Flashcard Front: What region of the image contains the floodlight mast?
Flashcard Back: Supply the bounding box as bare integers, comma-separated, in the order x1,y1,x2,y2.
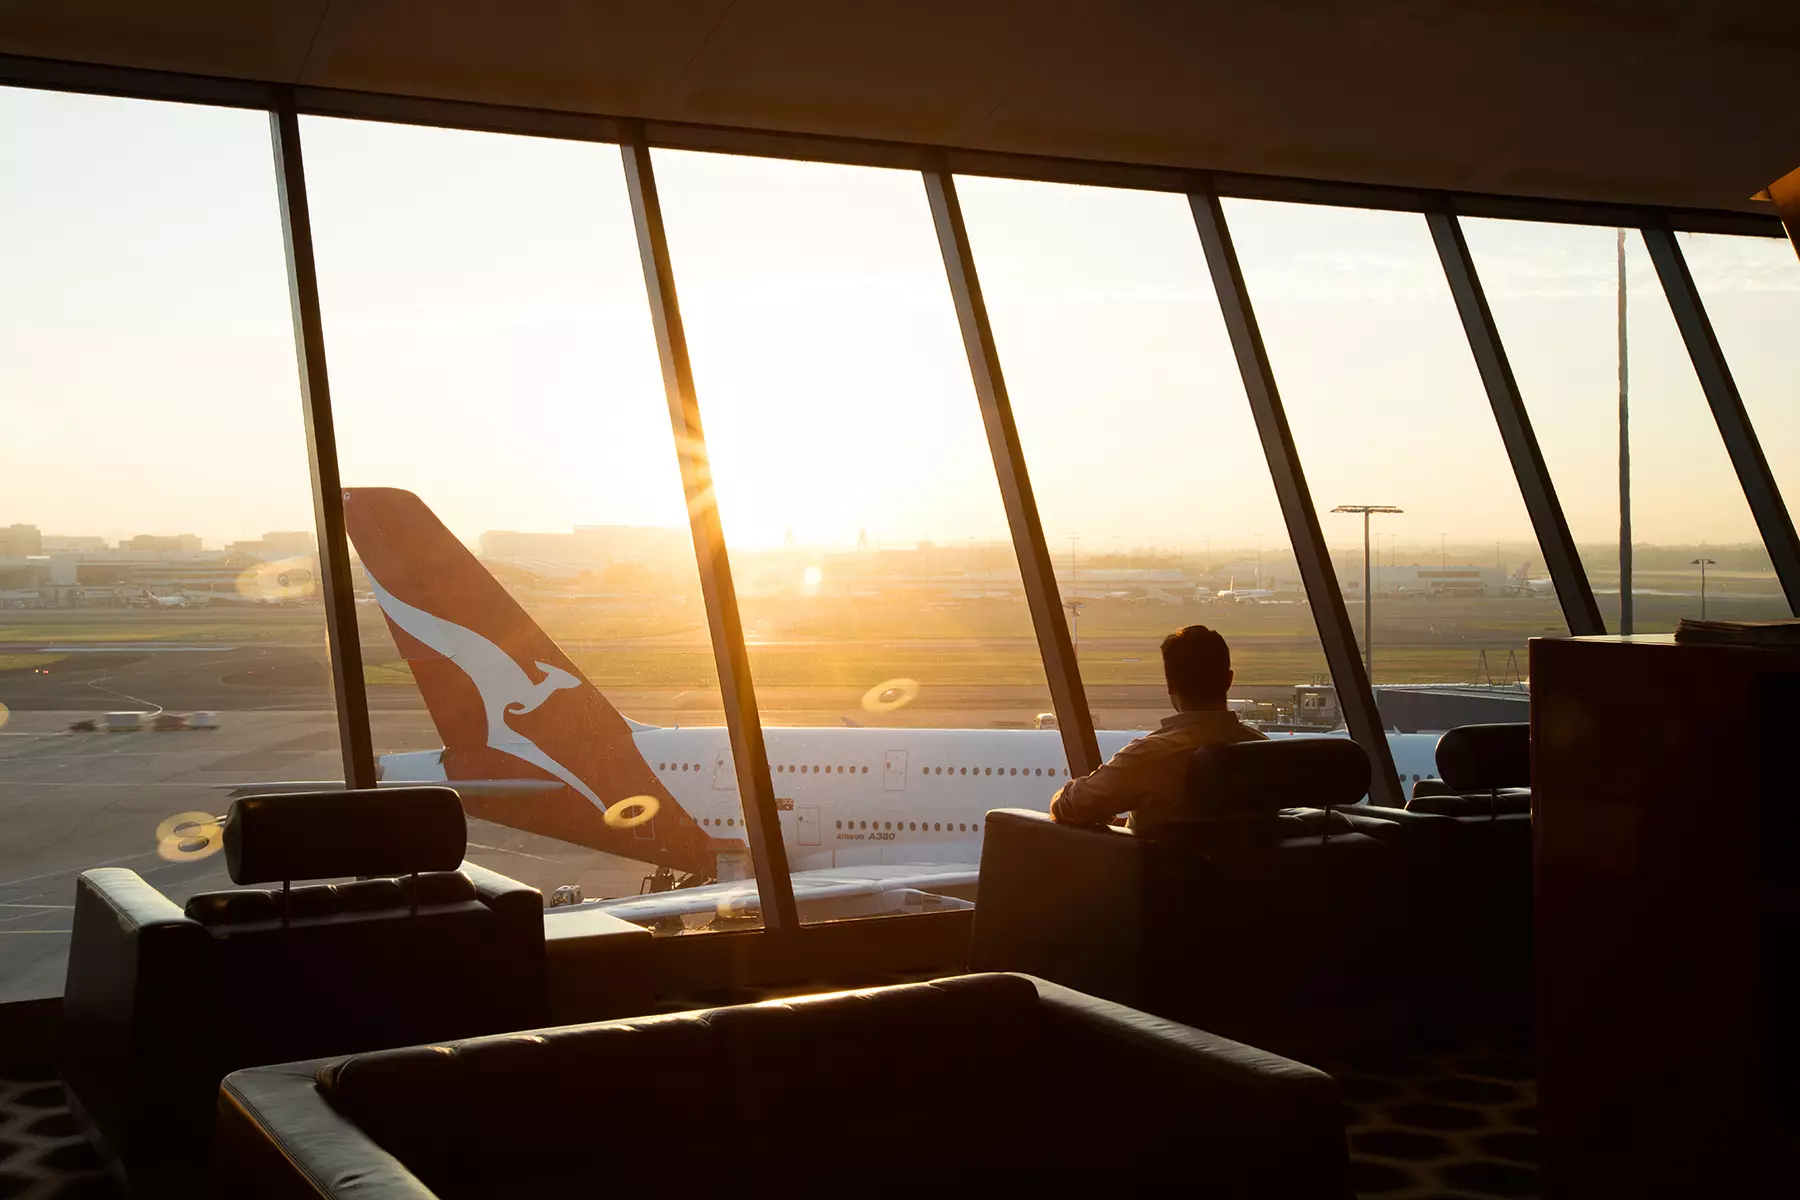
1331,505,1404,680
1691,556,1717,619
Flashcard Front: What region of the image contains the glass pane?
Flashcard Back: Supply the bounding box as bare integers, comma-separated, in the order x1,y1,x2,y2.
0,89,337,1001
302,118,754,934
1462,220,1785,629
1225,200,1554,790
956,177,1336,740
1679,231,1800,607
654,150,1052,923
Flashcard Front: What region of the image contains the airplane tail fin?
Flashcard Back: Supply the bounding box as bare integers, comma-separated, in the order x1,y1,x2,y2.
341,488,714,876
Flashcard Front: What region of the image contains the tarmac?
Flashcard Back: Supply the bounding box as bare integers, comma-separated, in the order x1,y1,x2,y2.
0,639,1153,1004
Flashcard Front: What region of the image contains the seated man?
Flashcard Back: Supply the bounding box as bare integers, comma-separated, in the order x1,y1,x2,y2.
1050,624,1265,828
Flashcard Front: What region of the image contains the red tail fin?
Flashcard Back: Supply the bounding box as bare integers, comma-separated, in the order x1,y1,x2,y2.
342,488,713,876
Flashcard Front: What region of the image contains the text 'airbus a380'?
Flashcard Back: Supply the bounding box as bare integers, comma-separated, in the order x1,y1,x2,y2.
241,488,1444,931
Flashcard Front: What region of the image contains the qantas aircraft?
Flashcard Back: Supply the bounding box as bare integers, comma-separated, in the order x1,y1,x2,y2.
272,488,1444,930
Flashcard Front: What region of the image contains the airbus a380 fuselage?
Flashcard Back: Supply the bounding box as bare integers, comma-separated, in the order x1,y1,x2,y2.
382,724,1446,872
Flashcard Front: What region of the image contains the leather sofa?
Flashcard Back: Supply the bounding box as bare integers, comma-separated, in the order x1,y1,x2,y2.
214,972,1351,1197
61,787,549,1198
970,738,1512,1058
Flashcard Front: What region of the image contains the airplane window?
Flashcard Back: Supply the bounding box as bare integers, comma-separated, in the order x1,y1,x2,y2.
908,822,916,831
1009,768,1017,776
973,824,980,833
658,762,665,770
884,822,892,830
860,821,867,830
776,764,784,772
861,766,868,773
680,763,688,771
727,818,735,826
838,766,846,773
958,823,967,832
835,821,842,829
1035,768,1042,776
934,823,941,831
960,767,967,775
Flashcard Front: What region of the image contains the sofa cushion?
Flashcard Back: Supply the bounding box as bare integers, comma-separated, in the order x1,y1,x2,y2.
316,975,1055,1193
185,872,480,927
1407,789,1531,818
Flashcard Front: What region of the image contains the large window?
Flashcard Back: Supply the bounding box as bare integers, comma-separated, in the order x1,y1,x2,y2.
1679,230,1800,586
956,178,1335,735
653,150,1053,922
0,89,336,1001
302,119,754,932
1222,200,1556,772
1461,220,1786,630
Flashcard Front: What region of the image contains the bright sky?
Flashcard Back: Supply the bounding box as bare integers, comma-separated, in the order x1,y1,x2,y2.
3,85,1795,555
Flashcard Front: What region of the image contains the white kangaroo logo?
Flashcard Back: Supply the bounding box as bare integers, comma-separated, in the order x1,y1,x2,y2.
366,573,605,813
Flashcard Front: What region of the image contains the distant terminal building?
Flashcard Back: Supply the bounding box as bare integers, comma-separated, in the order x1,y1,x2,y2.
40,535,107,552
0,524,42,557
479,526,690,579
225,530,315,560
0,529,322,606
1344,564,1510,597
121,533,202,553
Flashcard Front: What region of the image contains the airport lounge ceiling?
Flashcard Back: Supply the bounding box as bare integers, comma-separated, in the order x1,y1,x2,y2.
2,0,1797,215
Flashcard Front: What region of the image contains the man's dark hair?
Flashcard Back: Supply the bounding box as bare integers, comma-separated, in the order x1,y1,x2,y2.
1161,625,1231,703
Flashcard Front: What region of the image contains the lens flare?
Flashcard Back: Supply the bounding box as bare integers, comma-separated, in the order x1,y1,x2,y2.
155,811,224,862
861,678,921,714
603,795,661,829
235,555,317,603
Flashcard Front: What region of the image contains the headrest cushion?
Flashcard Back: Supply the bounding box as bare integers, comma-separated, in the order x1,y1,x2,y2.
225,787,466,885
1435,723,1530,792
1185,737,1372,816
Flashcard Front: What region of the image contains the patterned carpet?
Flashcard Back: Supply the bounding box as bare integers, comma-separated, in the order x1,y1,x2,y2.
1331,1041,1539,1199
0,1068,117,1199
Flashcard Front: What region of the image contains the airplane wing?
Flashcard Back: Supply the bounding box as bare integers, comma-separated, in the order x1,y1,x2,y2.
573,862,979,931
222,779,564,799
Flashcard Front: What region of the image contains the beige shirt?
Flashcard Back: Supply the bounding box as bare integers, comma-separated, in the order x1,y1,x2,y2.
1049,709,1268,828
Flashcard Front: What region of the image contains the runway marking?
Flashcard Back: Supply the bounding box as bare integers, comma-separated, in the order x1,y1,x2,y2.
0,930,72,935
0,903,71,910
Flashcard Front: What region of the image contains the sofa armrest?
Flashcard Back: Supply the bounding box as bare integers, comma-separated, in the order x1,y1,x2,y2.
60,869,214,1187
1025,975,1348,1197
969,809,1147,1006
460,860,542,922
216,1061,436,1200
460,861,551,1029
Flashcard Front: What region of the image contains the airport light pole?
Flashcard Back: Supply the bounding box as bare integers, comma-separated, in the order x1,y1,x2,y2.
1333,505,1404,680
1692,556,1716,618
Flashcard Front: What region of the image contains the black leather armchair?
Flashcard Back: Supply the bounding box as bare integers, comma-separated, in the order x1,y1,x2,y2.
1406,722,1531,818
1404,723,1533,995
215,973,1351,1198
61,786,549,1198
970,738,1441,1058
